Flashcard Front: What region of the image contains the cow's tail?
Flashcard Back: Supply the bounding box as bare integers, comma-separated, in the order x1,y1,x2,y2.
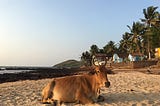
41,79,56,103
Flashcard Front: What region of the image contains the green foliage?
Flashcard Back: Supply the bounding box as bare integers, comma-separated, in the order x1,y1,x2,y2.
141,6,160,59
141,6,159,27
81,6,160,61
81,51,92,66
90,45,99,56
119,32,132,54
80,41,117,66
127,22,145,53
103,41,117,57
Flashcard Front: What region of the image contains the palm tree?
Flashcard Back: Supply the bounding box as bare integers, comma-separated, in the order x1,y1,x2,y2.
152,12,160,48
154,12,160,28
81,51,92,66
119,32,132,54
127,22,145,54
141,6,159,27
90,45,99,56
103,41,117,57
141,6,159,59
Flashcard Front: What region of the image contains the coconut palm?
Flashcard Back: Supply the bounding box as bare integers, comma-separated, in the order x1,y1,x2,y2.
154,12,160,28
103,41,117,57
90,45,99,56
81,51,92,66
127,22,145,54
119,32,132,54
141,6,159,27
141,6,159,59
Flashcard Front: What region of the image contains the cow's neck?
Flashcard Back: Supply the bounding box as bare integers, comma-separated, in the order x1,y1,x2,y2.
86,72,101,90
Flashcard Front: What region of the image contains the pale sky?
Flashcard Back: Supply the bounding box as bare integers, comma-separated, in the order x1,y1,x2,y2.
0,0,160,66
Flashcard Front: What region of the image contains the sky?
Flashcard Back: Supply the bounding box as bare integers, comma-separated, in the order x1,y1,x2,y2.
0,0,160,66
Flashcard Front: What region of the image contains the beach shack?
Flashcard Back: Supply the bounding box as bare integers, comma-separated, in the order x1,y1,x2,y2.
128,53,144,61
113,53,123,63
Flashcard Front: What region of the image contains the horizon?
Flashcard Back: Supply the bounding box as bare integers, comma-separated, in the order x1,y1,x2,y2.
0,0,160,66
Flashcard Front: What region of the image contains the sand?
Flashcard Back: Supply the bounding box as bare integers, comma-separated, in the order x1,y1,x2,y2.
0,71,160,106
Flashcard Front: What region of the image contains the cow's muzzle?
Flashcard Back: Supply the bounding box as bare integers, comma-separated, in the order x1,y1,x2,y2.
105,81,110,87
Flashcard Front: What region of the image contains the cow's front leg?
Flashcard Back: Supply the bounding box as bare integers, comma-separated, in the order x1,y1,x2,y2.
51,100,62,106
97,95,105,102
76,93,94,104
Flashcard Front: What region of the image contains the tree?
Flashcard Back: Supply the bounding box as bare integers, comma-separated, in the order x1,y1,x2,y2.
141,6,159,59
81,51,92,66
90,44,99,56
154,11,160,28
103,41,117,57
151,12,160,48
127,21,145,54
141,6,159,27
119,32,132,54
81,45,100,66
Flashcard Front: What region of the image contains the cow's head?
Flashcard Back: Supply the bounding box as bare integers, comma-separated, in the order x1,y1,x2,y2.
92,54,110,88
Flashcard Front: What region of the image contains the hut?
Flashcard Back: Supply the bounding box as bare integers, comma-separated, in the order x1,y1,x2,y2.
128,53,144,61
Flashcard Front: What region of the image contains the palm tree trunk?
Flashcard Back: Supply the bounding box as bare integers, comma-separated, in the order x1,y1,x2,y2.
149,52,151,59
148,35,151,60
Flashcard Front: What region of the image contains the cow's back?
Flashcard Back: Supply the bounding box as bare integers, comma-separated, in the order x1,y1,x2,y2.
52,75,97,102
52,75,82,102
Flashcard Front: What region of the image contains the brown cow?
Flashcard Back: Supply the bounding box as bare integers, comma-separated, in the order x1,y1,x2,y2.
41,55,110,105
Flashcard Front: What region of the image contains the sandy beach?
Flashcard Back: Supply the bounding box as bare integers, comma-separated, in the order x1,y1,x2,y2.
0,71,160,106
